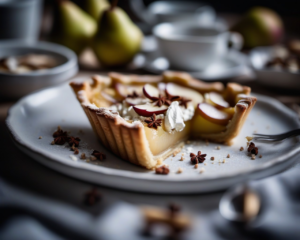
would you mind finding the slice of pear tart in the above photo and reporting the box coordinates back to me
[70,71,256,169]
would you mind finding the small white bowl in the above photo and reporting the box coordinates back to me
[249,46,300,91]
[0,41,78,99]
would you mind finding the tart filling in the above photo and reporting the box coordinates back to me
[70,71,256,169]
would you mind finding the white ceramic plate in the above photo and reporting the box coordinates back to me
[143,50,254,81]
[6,81,300,194]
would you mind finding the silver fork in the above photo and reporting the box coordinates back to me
[253,129,300,142]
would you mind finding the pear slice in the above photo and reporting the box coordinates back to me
[115,83,144,98]
[143,84,160,100]
[101,91,118,104]
[125,97,146,106]
[133,104,168,117]
[197,103,231,126]
[166,83,203,107]
[205,92,230,109]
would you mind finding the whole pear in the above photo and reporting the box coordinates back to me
[92,5,143,67]
[231,7,284,48]
[84,0,110,20]
[50,0,97,55]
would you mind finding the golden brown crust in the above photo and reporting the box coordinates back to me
[70,71,256,169]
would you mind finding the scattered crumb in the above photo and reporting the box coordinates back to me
[222,159,226,163]
[186,140,191,144]
[205,140,209,146]
[157,159,163,165]
[70,155,77,161]
[227,154,230,158]
[38,136,42,139]
[180,156,184,161]
[199,168,205,174]
[259,155,262,158]
[251,154,256,160]
[210,156,215,161]
[74,148,79,155]
[211,162,214,164]
[246,136,253,142]
[194,164,198,169]
[86,159,90,163]
[51,141,55,145]
[172,148,181,157]
[216,146,221,150]
[240,147,244,151]
[90,156,97,161]
[80,153,86,159]
[204,163,207,166]
[177,168,183,174]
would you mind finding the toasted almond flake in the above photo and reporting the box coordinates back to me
[259,155,262,158]
[240,147,244,151]
[246,136,253,142]
[216,146,221,150]
[194,164,198,169]
[90,156,97,161]
[70,155,77,161]
[177,168,183,174]
[80,153,86,159]
[199,168,205,174]
[227,154,230,158]
[180,156,184,161]
[38,136,42,139]
[210,156,215,160]
[251,154,256,160]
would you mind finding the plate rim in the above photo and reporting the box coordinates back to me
[6,83,300,184]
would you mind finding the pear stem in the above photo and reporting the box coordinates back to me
[110,0,119,11]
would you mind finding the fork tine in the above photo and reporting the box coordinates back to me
[253,129,300,142]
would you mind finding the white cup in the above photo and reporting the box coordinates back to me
[153,22,243,71]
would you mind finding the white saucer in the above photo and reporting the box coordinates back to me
[6,82,300,194]
[143,50,254,81]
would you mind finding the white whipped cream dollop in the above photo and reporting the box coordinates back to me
[181,103,195,121]
[164,101,185,133]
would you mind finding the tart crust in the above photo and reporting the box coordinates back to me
[70,71,256,169]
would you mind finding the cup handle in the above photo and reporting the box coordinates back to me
[229,32,243,50]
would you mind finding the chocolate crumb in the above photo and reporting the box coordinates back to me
[240,147,244,151]
[80,153,86,159]
[74,148,79,155]
[227,154,230,158]
[259,155,262,158]
[155,165,170,175]
[210,156,215,160]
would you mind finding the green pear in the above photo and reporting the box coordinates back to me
[231,7,284,48]
[84,0,110,20]
[92,5,143,67]
[50,0,97,55]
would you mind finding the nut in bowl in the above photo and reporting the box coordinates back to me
[70,72,256,169]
